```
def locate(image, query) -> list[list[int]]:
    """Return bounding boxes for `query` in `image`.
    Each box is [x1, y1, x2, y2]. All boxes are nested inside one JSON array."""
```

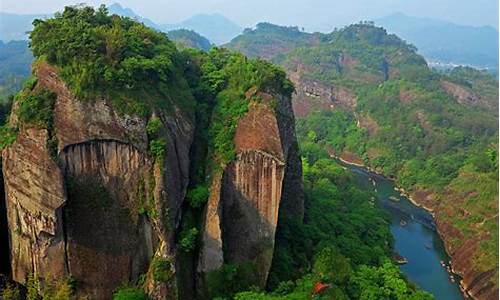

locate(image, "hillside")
[[375, 13, 499, 72], [0, 5, 301, 299], [226, 22, 499, 300], [0, 12, 48, 41], [0, 40, 32, 100], [167, 29, 212, 51], [0, 6, 440, 300], [161, 13, 242, 45]]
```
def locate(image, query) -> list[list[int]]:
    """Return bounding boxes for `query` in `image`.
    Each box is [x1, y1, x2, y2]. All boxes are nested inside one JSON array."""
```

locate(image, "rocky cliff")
[[0, 42, 303, 300], [197, 91, 303, 294], [1, 62, 195, 298]]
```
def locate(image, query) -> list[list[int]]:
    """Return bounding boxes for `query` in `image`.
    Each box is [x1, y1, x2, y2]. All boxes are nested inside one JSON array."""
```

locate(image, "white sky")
[[1, 0, 498, 30]]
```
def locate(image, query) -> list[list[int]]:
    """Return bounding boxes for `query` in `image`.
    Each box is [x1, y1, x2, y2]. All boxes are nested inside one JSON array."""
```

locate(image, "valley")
[[0, 3, 497, 300]]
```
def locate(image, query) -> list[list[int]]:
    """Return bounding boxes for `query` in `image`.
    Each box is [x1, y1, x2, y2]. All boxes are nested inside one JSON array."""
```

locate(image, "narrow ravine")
[[336, 159, 467, 300]]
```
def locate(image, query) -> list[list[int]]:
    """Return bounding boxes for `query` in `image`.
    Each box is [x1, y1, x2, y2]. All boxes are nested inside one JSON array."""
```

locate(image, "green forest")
[[0, 4, 497, 300], [227, 22, 499, 290]]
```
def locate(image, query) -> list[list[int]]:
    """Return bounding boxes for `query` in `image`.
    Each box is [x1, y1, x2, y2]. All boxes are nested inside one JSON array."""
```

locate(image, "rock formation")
[[198, 93, 303, 292], [1, 62, 194, 299], [0, 60, 303, 299]]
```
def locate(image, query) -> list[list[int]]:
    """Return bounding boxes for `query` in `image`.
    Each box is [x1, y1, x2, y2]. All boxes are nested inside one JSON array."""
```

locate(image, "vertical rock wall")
[[198, 96, 304, 288], [1, 63, 194, 299]]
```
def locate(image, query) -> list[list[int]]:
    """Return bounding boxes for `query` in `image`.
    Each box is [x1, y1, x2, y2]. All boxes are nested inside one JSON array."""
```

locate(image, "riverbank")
[[333, 153, 474, 299]]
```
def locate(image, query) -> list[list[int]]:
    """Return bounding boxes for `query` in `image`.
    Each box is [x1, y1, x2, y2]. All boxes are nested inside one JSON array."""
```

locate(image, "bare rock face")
[[198, 94, 303, 288], [440, 80, 496, 111], [2, 128, 67, 284], [288, 70, 356, 117], [1, 62, 194, 299]]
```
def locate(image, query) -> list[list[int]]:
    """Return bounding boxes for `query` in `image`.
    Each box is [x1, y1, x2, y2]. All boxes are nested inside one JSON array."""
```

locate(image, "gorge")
[[0, 5, 497, 300]]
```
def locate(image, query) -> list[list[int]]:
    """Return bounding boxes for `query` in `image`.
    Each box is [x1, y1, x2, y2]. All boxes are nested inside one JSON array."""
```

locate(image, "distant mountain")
[[0, 40, 32, 99], [374, 13, 499, 71], [167, 29, 213, 51], [107, 3, 159, 29], [0, 12, 48, 41], [108, 3, 241, 45], [161, 13, 242, 45]]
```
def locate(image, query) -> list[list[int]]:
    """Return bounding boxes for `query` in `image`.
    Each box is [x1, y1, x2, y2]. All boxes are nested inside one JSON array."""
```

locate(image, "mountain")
[[107, 2, 159, 29], [166, 29, 213, 51], [0, 6, 302, 299], [374, 13, 499, 71], [161, 13, 242, 45], [0, 12, 48, 41], [108, 3, 242, 45], [0, 40, 32, 100], [0, 6, 441, 300], [226, 22, 499, 300]]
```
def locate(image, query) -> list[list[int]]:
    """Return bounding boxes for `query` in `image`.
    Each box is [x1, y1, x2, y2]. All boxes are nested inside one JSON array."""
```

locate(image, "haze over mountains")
[[0, 3, 497, 72], [0, 3, 497, 300], [375, 13, 499, 71]]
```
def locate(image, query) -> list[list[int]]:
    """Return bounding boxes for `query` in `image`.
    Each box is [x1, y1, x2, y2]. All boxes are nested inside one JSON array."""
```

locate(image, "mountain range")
[[375, 13, 499, 72]]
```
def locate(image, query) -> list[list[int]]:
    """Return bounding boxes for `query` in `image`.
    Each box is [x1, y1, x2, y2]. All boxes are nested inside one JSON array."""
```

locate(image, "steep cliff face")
[[1, 62, 194, 299], [198, 93, 303, 289], [288, 69, 357, 117]]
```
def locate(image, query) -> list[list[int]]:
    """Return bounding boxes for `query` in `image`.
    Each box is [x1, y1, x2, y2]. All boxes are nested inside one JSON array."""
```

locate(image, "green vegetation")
[[151, 257, 173, 283], [206, 262, 259, 299], [146, 117, 162, 136], [0, 40, 32, 100], [229, 21, 499, 288], [149, 139, 166, 158], [186, 185, 209, 208], [113, 287, 149, 300], [179, 227, 199, 252], [167, 29, 213, 51], [16, 90, 56, 128], [1, 284, 22, 300], [29, 5, 195, 116]]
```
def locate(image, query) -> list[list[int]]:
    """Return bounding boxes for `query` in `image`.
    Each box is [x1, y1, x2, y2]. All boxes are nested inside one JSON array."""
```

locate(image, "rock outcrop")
[[198, 93, 303, 290], [288, 70, 356, 117], [1, 60, 304, 299], [1, 62, 194, 299]]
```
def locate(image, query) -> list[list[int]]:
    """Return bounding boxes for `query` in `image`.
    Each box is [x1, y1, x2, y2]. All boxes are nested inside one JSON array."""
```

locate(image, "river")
[[336, 159, 467, 300]]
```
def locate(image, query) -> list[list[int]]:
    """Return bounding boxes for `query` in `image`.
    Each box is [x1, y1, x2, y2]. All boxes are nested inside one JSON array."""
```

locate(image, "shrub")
[[179, 227, 198, 252], [1, 284, 22, 300], [186, 185, 209, 208], [146, 117, 162, 136], [0, 125, 17, 150], [16, 90, 56, 128], [149, 139, 166, 158], [151, 257, 173, 283], [113, 287, 149, 300]]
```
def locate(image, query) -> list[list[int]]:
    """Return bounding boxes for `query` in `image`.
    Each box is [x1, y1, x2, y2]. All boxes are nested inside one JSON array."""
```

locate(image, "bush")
[[151, 257, 173, 283], [179, 227, 198, 252], [16, 89, 56, 128], [186, 185, 209, 208], [149, 139, 166, 158], [146, 117, 162, 136], [1, 284, 22, 300], [113, 287, 149, 300]]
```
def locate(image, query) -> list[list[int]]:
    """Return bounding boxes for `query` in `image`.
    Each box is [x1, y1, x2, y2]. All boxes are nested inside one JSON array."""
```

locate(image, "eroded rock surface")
[[198, 95, 303, 288], [2, 63, 194, 299]]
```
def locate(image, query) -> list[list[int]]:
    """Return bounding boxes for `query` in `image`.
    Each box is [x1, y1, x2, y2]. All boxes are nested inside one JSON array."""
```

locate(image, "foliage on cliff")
[[167, 29, 213, 51], [227, 21, 500, 288], [235, 136, 433, 299], [184, 47, 293, 171], [29, 5, 194, 116]]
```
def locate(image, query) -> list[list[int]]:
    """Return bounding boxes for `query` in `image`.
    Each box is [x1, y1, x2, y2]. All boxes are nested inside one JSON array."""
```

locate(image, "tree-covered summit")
[[29, 5, 191, 115]]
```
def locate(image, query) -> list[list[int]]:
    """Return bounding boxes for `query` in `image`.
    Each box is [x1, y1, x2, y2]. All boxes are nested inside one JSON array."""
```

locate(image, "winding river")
[[336, 159, 466, 300]]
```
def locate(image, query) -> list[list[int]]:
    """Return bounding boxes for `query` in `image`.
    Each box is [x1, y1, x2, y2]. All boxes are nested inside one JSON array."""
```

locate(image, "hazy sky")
[[1, 0, 498, 31]]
